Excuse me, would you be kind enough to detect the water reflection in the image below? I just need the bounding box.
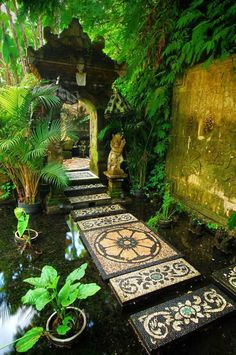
[65,216,86,261]
[0,302,36,355]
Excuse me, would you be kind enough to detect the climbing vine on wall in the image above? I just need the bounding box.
[4,0,236,192]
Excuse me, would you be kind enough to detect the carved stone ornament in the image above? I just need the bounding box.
[106,133,126,177]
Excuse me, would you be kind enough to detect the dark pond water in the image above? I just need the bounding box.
[0,200,235,355]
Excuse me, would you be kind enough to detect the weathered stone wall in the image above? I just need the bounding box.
[166,55,236,225]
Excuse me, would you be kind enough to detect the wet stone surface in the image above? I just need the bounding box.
[0,200,236,355]
[71,204,125,221]
[212,263,236,299]
[110,258,200,304]
[80,221,181,280]
[130,285,236,353]
[77,213,138,231]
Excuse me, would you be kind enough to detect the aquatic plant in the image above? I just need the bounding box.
[0,263,100,352]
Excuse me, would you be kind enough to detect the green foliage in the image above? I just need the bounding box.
[14,207,29,237]
[227,212,236,230]
[207,222,219,231]
[1,0,235,195]
[0,181,15,200]
[16,327,44,353]
[0,78,70,203]
[22,263,100,333]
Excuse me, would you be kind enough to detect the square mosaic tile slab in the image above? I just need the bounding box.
[71,204,125,221]
[130,285,235,354]
[80,221,181,280]
[68,193,111,207]
[78,213,138,231]
[110,258,200,304]
[212,263,236,299]
[66,170,98,180]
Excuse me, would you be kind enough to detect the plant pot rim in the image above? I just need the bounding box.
[46,307,86,344]
[14,229,39,242]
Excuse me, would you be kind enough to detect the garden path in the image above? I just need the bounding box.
[64,168,236,353]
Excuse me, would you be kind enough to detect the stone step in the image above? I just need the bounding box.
[109,258,200,305]
[71,204,126,222]
[212,263,236,299]
[66,170,100,185]
[79,221,181,280]
[64,183,107,197]
[78,213,138,232]
[129,285,235,354]
[68,193,112,208]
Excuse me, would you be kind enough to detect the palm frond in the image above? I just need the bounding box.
[40,162,69,189]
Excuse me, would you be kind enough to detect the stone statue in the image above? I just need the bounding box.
[107,133,126,176]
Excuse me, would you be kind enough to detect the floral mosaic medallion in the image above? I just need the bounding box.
[80,222,181,280]
[110,258,200,304]
[130,285,235,352]
[212,263,236,298]
[95,227,160,263]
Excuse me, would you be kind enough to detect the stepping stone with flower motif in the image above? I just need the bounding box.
[79,221,181,280]
[212,263,236,299]
[129,285,235,354]
[110,258,200,305]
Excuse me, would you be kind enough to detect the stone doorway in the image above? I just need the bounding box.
[27,19,120,177]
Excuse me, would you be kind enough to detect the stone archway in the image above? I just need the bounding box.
[27,19,120,176]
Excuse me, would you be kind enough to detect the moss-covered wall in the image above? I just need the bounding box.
[166,55,236,225]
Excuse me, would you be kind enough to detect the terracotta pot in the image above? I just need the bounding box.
[14,229,39,243]
[46,307,86,348]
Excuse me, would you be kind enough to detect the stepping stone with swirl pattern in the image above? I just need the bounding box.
[79,221,181,280]
[110,258,200,305]
[212,263,236,299]
[129,285,235,354]
[71,204,126,222]
[64,183,107,197]
[78,213,138,231]
[68,193,112,208]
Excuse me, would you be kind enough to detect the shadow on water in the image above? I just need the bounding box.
[0,201,235,355]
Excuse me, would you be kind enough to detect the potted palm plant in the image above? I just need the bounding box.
[0,75,70,213]
[0,263,100,352]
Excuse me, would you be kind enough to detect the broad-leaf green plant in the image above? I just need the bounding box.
[0,263,100,352]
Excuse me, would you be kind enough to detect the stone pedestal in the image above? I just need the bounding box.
[104,171,127,198]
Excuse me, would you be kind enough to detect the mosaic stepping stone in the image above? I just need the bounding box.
[130,285,235,354]
[212,263,236,299]
[79,221,181,280]
[64,183,106,197]
[110,258,200,305]
[71,204,126,221]
[78,213,138,231]
[66,170,99,184]
[68,193,111,208]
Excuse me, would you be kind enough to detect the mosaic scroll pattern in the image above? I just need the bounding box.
[78,213,137,231]
[130,286,235,351]
[110,258,200,303]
